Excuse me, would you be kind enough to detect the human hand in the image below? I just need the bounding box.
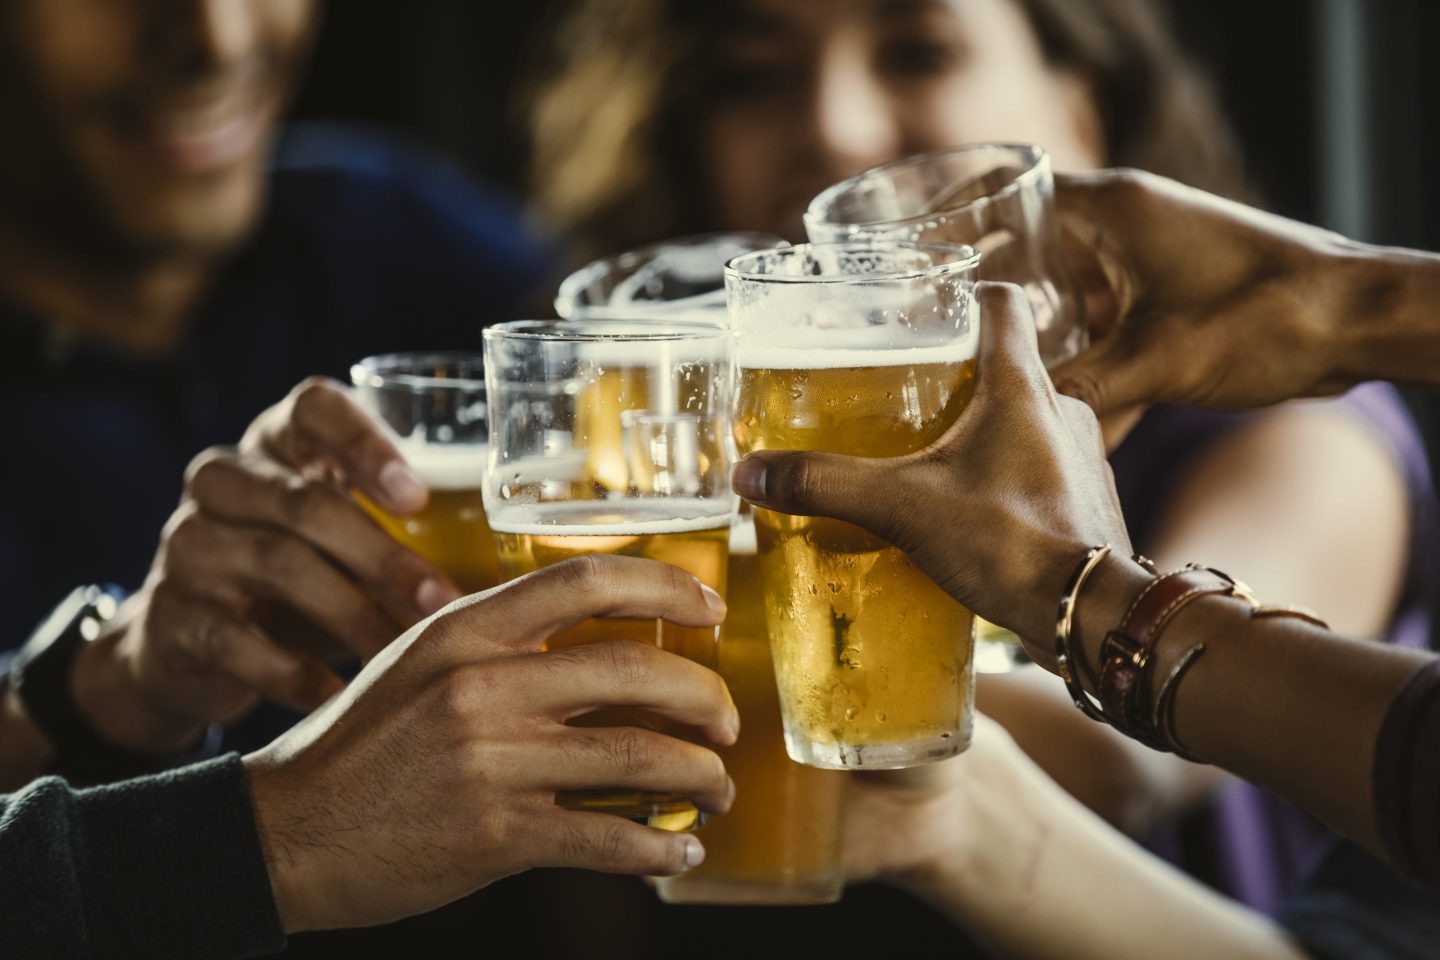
[244,555,738,932]
[732,283,1129,663]
[1051,169,1362,429]
[71,378,461,754]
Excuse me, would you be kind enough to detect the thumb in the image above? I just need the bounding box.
[1050,336,1161,418]
[732,451,903,540]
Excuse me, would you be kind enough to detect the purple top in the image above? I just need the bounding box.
[1109,383,1439,913]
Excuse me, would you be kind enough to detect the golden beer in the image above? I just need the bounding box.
[358,443,501,594]
[657,521,846,904]
[735,341,978,769]
[493,501,730,824]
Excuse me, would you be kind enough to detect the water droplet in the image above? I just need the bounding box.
[875,711,886,723]
[844,707,858,721]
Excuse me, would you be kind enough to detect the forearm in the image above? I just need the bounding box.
[906,749,1305,960]
[1074,557,1431,856]
[1335,244,1440,390]
[0,755,285,959]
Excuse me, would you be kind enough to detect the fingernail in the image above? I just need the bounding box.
[416,578,462,615]
[683,837,705,870]
[698,582,727,615]
[379,460,426,512]
[732,458,767,503]
[724,775,737,810]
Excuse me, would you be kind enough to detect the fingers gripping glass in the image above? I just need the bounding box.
[483,320,737,829]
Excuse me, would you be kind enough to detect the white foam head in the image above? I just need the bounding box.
[396,441,488,491]
[737,323,978,371]
[487,499,734,536]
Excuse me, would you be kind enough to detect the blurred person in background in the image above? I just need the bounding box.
[529,0,1437,936]
[0,0,551,768]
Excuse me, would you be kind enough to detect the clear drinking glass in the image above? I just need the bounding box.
[559,235,848,902]
[806,144,1078,671]
[555,233,785,320]
[482,319,736,828]
[804,143,1082,365]
[727,241,981,770]
[350,353,500,594]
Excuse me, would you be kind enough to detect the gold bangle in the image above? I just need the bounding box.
[1055,545,1113,722]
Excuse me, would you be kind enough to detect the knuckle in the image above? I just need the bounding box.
[163,506,215,562]
[279,477,332,529]
[184,448,237,501]
[609,728,655,777]
[290,377,343,431]
[252,532,310,581]
[556,554,607,596]
[773,455,818,508]
[604,640,657,688]
[597,822,631,866]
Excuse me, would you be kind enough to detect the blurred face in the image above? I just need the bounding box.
[0,0,316,263]
[700,0,1104,239]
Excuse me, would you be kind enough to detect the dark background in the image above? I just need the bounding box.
[287,0,1440,484]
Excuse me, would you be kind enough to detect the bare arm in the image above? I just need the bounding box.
[846,720,1309,960]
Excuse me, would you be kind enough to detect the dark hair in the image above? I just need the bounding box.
[529,0,1248,258]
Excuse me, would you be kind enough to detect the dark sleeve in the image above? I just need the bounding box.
[1373,657,1440,884]
[1276,841,1440,960]
[0,753,285,959]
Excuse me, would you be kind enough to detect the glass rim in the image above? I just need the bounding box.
[483,317,732,344]
[555,231,787,318]
[803,143,1049,233]
[724,240,981,286]
[350,351,486,392]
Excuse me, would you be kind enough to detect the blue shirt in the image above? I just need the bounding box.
[0,124,551,650]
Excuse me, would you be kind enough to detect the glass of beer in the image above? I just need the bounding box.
[727,241,981,770]
[804,144,1081,366]
[656,514,848,905]
[483,319,736,828]
[806,144,1077,672]
[555,232,785,321]
[350,353,499,594]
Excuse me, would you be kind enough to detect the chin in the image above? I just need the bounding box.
[114,166,268,261]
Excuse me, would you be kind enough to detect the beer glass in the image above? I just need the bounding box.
[555,232,785,320]
[727,241,981,770]
[804,144,1081,365]
[806,144,1078,672]
[656,515,848,905]
[483,319,736,827]
[350,353,499,594]
[557,235,851,901]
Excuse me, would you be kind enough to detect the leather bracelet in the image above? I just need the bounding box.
[1098,566,1238,744]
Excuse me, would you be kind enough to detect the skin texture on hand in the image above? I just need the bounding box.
[66,377,464,758]
[732,282,1130,662]
[244,554,739,934]
[1047,168,1440,428]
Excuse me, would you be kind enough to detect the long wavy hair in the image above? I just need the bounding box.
[528,0,1248,259]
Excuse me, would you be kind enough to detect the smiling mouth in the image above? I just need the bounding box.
[113,77,273,175]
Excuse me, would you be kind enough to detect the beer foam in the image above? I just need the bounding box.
[488,500,734,536]
[729,518,758,555]
[737,327,978,371]
[396,441,488,491]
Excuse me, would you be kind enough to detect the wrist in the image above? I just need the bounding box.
[244,753,315,935]
[0,675,56,787]
[72,614,204,756]
[1328,242,1440,389]
[1070,553,1157,697]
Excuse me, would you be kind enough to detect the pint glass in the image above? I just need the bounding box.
[804,144,1081,365]
[655,517,847,904]
[483,319,736,827]
[807,145,1079,671]
[350,353,499,594]
[727,242,981,770]
[555,233,785,320]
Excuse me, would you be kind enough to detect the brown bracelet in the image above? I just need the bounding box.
[1054,547,1158,723]
[1098,566,1238,746]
